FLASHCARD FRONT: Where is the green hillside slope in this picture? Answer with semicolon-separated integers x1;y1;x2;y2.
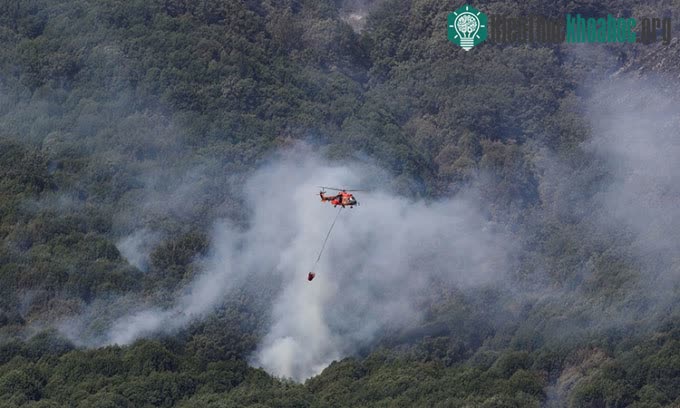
1;0;679;407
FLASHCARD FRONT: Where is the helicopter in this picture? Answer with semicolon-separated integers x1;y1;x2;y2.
318;186;361;208
308;186;362;282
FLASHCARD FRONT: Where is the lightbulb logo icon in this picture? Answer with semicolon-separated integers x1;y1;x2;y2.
448;5;487;51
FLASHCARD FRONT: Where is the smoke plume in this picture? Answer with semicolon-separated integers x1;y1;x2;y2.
71;147;512;380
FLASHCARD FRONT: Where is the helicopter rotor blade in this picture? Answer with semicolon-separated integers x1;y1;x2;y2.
318;186;345;191
318;186;367;192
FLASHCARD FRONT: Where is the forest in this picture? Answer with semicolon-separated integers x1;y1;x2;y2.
1;0;680;406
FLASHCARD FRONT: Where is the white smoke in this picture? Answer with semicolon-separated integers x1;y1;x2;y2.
339;0;383;32
53;75;680;384
55;76;680;382
532;76;680;324
586;77;680;294
116;229;161;271
537;77;680;405
80;147;513;381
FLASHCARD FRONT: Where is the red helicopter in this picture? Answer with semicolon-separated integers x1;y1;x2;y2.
308;186;362;282
318;187;361;208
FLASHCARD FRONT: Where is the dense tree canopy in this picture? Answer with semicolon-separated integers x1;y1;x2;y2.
1;0;679;406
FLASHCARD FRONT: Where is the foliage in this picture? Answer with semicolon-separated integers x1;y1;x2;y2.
1;0;679;406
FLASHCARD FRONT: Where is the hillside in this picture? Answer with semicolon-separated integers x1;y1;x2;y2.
1;0;680;407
